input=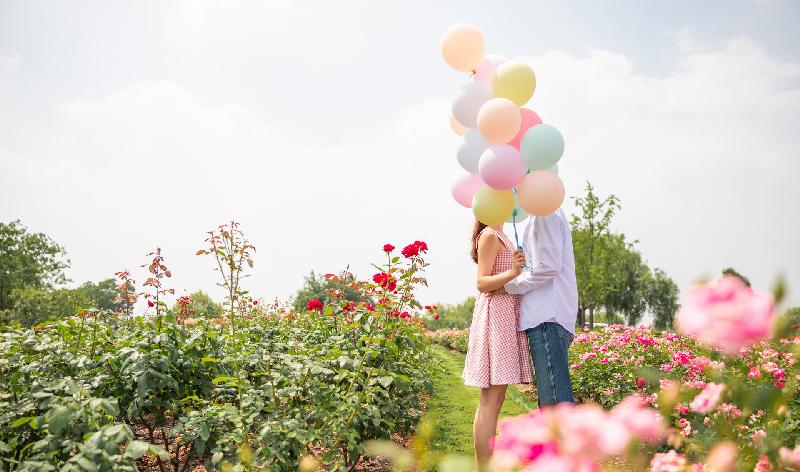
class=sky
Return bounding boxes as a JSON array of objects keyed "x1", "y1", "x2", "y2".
[{"x1": 1, "y1": 0, "x2": 799, "y2": 310}]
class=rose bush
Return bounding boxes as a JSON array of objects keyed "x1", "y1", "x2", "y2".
[{"x1": 0, "y1": 236, "x2": 436, "y2": 472}]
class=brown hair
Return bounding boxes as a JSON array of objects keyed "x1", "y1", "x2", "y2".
[{"x1": 470, "y1": 220, "x2": 487, "y2": 263}]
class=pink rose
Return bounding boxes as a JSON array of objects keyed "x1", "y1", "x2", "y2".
[
  {"x1": 689, "y1": 382, "x2": 725, "y2": 414},
  {"x1": 676, "y1": 276, "x2": 774, "y2": 355},
  {"x1": 650, "y1": 450, "x2": 687, "y2": 472}
]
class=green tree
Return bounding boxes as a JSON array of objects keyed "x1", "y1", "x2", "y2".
[
  {"x1": 722, "y1": 267, "x2": 751, "y2": 287},
  {"x1": 293, "y1": 270, "x2": 364, "y2": 312},
  {"x1": 570, "y1": 182, "x2": 620, "y2": 329},
  {"x1": 647, "y1": 269, "x2": 680, "y2": 330},
  {"x1": 602, "y1": 234, "x2": 652, "y2": 326},
  {"x1": 75, "y1": 278, "x2": 123, "y2": 312},
  {"x1": 425, "y1": 296, "x2": 476, "y2": 330},
  {"x1": 171, "y1": 290, "x2": 224, "y2": 318},
  {"x1": 0, "y1": 286, "x2": 87, "y2": 326},
  {"x1": 0, "y1": 220, "x2": 69, "y2": 311}
]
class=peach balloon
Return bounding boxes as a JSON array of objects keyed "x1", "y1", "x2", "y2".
[
  {"x1": 516, "y1": 170, "x2": 565, "y2": 217},
  {"x1": 441, "y1": 24, "x2": 484, "y2": 72},
  {"x1": 477, "y1": 98, "x2": 520, "y2": 144},
  {"x1": 509, "y1": 108, "x2": 543, "y2": 149},
  {"x1": 449, "y1": 113, "x2": 469, "y2": 136}
]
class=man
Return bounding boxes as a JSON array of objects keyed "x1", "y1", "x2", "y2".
[{"x1": 504, "y1": 208, "x2": 578, "y2": 406}]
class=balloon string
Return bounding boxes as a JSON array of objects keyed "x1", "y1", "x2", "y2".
[{"x1": 511, "y1": 188, "x2": 521, "y2": 249}]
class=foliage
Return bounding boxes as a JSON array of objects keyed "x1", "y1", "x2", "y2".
[
  {"x1": 0, "y1": 279, "x2": 123, "y2": 327},
  {"x1": 0, "y1": 220, "x2": 69, "y2": 312},
  {"x1": 571, "y1": 183, "x2": 679, "y2": 329},
  {"x1": 426, "y1": 329, "x2": 469, "y2": 353},
  {"x1": 0, "y1": 234, "x2": 435, "y2": 472},
  {"x1": 292, "y1": 270, "x2": 365, "y2": 313},
  {"x1": 722, "y1": 266, "x2": 751, "y2": 287},
  {"x1": 424, "y1": 297, "x2": 475, "y2": 330},
  {"x1": 171, "y1": 291, "x2": 224, "y2": 319}
]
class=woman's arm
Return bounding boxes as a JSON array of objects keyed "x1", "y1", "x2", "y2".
[{"x1": 476, "y1": 231, "x2": 523, "y2": 293}]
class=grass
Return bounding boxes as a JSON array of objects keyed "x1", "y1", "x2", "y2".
[
  {"x1": 423, "y1": 345, "x2": 533, "y2": 457},
  {"x1": 422, "y1": 345, "x2": 645, "y2": 472}
]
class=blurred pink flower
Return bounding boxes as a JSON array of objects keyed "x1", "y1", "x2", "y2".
[
  {"x1": 650, "y1": 450, "x2": 686, "y2": 472},
  {"x1": 676, "y1": 276, "x2": 774, "y2": 355},
  {"x1": 690, "y1": 382, "x2": 725, "y2": 414},
  {"x1": 779, "y1": 446, "x2": 800, "y2": 468},
  {"x1": 755, "y1": 454, "x2": 774, "y2": 472}
]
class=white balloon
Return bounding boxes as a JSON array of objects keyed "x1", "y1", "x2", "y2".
[
  {"x1": 452, "y1": 83, "x2": 491, "y2": 129},
  {"x1": 456, "y1": 130, "x2": 489, "y2": 173}
]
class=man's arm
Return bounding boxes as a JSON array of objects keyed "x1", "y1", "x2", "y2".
[{"x1": 504, "y1": 213, "x2": 564, "y2": 295}]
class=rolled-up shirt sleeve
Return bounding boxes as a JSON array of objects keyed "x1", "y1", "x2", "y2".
[{"x1": 505, "y1": 214, "x2": 564, "y2": 295}]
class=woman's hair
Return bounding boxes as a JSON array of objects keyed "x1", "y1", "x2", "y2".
[{"x1": 470, "y1": 219, "x2": 487, "y2": 263}]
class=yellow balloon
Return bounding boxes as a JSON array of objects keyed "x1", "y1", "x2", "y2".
[
  {"x1": 472, "y1": 187, "x2": 515, "y2": 225},
  {"x1": 441, "y1": 23, "x2": 484, "y2": 72},
  {"x1": 450, "y1": 113, "x2": 470, "y2": 136},
  {"x1": 492, "y1": 61, "x2": 536, "y2": 106}
]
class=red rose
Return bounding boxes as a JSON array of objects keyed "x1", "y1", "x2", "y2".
[
  {"x1": 147, "y1": 300, "x2": 155, "y2": 308},
  {"x1": 383, "y1": 244, "x2": 395, "y2": 252},
  {"x1": 372, "y1": 272, "x2": 397, "y2": 291},
  {"x1": 252, "y1": 300, "x2": 259, "y2": 305},
  {"x1": 434, "y1": 314, "x2": 440, "y2": 320},
  {"x1": 307, "y1": 298, "x2": 323, "y2": 311},
  {"x1": 401, "y1": 240, "x2": 428, "y2": 258}
]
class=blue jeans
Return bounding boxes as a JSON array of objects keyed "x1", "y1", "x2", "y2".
[{"x1": 526, "y1": 322, "x2": 575, "y2": 407}]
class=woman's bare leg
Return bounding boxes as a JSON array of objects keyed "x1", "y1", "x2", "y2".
[{"x1": 473, "y1": 384, "x2": 508, "y2": 470}]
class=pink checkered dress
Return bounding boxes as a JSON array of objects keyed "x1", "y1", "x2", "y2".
[{"x1": 463, "y1": 229, "x2": 534, "y2": 388}]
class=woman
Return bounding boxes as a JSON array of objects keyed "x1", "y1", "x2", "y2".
[{"x1": 462, "y1": 219, "x2": 533, "y2": 469}]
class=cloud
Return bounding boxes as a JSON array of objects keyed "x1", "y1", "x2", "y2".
[
  {"x1": 2, "y1": 34, "x2": 799, "y2": 309},
  {"x1": 166, "y1": 0, "x2": 292, "y2": 43},
  {"x1": 0, "y1": 53, "x2": 21, "y2": 70}
]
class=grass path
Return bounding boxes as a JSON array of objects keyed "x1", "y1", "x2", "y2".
[
  {"x1": 421, "y1": 345, "x2": 643, "y2": 472},
  {"x1": 422, "y1": 345, "x2": 534, "y2": 456}
]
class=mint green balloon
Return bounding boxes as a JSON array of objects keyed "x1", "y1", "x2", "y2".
[{"x1": 520, "y1": 124, "x2": 564, "y2": 170}]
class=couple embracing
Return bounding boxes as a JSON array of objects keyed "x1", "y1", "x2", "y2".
[{"x1": 462, "y1": 207, "x2": 578, "y2": 468}]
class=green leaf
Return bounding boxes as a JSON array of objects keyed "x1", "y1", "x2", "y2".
[
  {"x1": 201, "y1": 357, "x2": 220, "y2": 364},
  {"x1": 378, "y1": 376, "x2": 394, "y2": 388},
  {"x1": 47, "y1": 406, "x2": 70, "y2": 435},
  {"x1": 10, "y1": 416, "x2": 34, "y2": 428},
  {"x1": 125, "y1": 440, "x2": 149, "y2": 459}
]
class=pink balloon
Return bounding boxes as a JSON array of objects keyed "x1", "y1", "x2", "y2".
[
  {"x1": 451, "y1": 172, "x2": 484, "y2": 208},
  {"x1": 509, "y1": 108, "x2": 543, "y2": 150},
  {"x1": 478, "y1": 144, "x2": 526, "y2": 190},
  {"x1": 473, "y1": 55, "x2": 506, "y2": 89},
  {"x1": 516, "y1": 170, "x2": 565, "y2": 216}
]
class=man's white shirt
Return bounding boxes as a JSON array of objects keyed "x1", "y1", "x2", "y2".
[{"x1": 504, "y1": 208, "x2": 579, "y2": 334}]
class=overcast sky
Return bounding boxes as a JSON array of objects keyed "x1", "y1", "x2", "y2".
[{"x1": 1, "y1": 0, "x2": 799, "y2": 310}]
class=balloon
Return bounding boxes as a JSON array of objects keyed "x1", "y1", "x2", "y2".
[
  {"x1": 472, "y1": 187, "x2": 515, "y2": 225},
  {"x1": 449, "y1": 113, "x2": 469, "y2": 136},
  {"x1": 451, "y1": 172, "x2": 484, "y2": 208},
  {"x1": 520, "y1": 124, "x2": 565, "y2": 170},
  {"x1": 478, "y1": 144, "x2": 526, "y2": 190},
  {"x1": 506, "y1": 194, "x2": 531, "y2": 224},
  {"x1": 457, "y1": 130, "x2": 489, "y2": 173},
  {"x1": 452, "y1": 83, "x2": 491, "y2": 129},
  {"x1": 474, "y1": 55, "x2": 506, "y2": 89},
  {"x1": 509, "y1": 108, "x2": 543, "y2": 149},
  {"x1": 440, "y1": 23, "x2": 484, "y2": 72},
  {"x1": 516, "y1": 170, "x2": 565, "y2": 217},
  {"x1": 477, "y1": 98, "x2": 521, "y2": 144},
  {"x1": 546, "y1": 164, "x2": 559, "y2": 175},
  {"x1": 492, "y1": 61, "x2": 536, "y2": 106}
]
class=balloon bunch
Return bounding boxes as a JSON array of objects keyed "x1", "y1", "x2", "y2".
[{"x1": 443, "y1": 23, "x2": 566, "y2": 238}]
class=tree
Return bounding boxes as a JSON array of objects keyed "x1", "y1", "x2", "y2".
[
  {"x1": 0, "y1": 220, "x2": 69, "y2": 311},
  {"x1": 75, "y1": 278, "x2": 123, "y2": 312},
  {"x1": 426, "y1": 296, "x2": 476, "y2": 330},
  {"x1": 647, "y1": 269, "x2": 680, "y2": 330},
  {"x1": 293, "y1": 270, "x2": 364, "y2": 312},
  {"x1": 0, "y1": 287, "x2": 86, "y2": 326},
  {"x1": 722, "y1": 267, "x2": 751, "y2": 287},
  {"x1": 571, "y1": 182, "x2": 620, "y2": 329},
  {"x1": 171, "y1": 291, "x2": 224, "y2": 318},
  {"x1": 602, "y1": 234, "x2": 652, "y2": 326}
]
